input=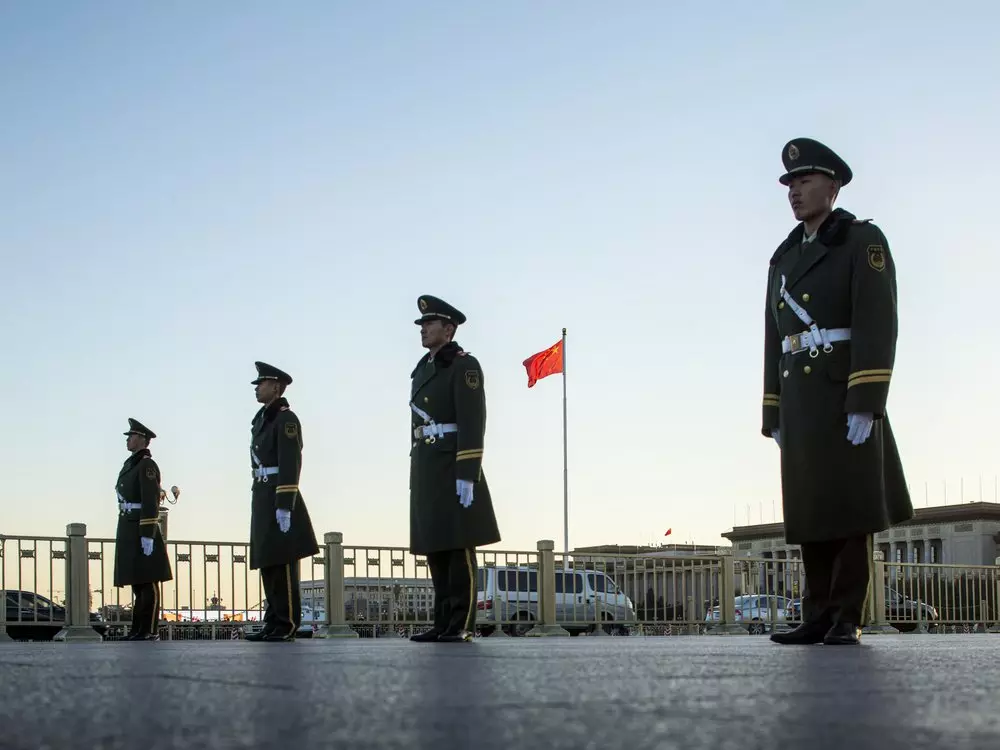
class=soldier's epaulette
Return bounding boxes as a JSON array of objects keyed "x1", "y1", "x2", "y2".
[
  {"x1": 853, "y1": 218, "x2": 873, "y2": 224},
  {"x1": 280, "y1": 406, "x2": 289, "y2": 411},
  {"x1": 458, "y1": 351, "x2": 470, "y2": 357}
]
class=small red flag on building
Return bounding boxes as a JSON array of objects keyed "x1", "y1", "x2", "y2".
[
  {"x1": 664, "y1": 528, "x2": 672, "y2": 537},
  {"x1": 522, "y1": 339, "x2": 564, "y2": 388}
]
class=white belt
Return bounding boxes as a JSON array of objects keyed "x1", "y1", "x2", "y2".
[
  {"x1": 414, "y1": 423, "x2": 457, "y2": 439},
  {"x1": 253, "y1": 466, "x2": 279, "y2": 480},
  {"x1": 782, "y1": 327, "x2": 851, "y2": 355},
  {"x1": 119, "y1": 502, "x2": 141, "y2": 512}
]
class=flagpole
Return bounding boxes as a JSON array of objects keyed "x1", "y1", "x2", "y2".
[{"x1": 561, "y1": 327, "x2": 569, "y2": 569}]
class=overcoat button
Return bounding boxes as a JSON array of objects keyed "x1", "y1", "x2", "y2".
[
  {"x1": 802, "y1": 293, "x2": 810, "y2": 302},
  {"x1": 783, "y1": 370, "x2": 789, "y2": 378},
  {"x1": 803, "y1": 365, "x2": 812, "y2": 374}
]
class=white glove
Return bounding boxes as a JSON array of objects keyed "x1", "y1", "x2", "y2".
[
  {"x1": 771, "y1": 428, "x2": 781, "y2": 448},
  {"x1": 141, "y1": 537, "x2": 154, "y2": 556},
  {"x1": 276, "y1": 508, "x2": 291, "y2": 533},
  {"x1": 846, "y1": 412, "x2": 874, "y2": 445},
  {"x1": 456, "y1": 479, "x2": 474, "y2": 508}
]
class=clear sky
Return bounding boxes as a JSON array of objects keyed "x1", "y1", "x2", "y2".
[{"x1": 2, "y1": 1, "x2": 998, "y2": 554}]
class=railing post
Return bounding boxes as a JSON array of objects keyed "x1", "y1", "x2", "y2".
[
  {"x1": 708, "y1": 554, "x2": 748, "y2": 635},
  {"x1": 158, "y1": 508, "x2": 169, "y2": 542},
  {"x1": 988, "y1": 557, "x2": 1000, "y2": 634},
  {"x1": 0, "y1": 536, "x2": 10, "y2": 642},
  {"x1": 526, "y1": 540, "x2": 569, "y2": 637},
  {"x1": 863, "y1": 549, "x2": 897, "y2": 635},
  {"x1": 316, "y1": 532, "x2": 358, "y2": 639},
  {"x1": 54, "y1": 523, "x2": 102, "y2": 642}
]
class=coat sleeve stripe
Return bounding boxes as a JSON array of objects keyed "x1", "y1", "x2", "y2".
[
  {"x1": 848, "y1": 368, "x2": 892, "y2": 383},
  {"x1": 848, "y1": 375, "x2": 891, "y2": 387}
]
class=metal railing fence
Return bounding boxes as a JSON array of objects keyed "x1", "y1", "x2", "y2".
[{"x1": 3, "y1": 525, "x2": 999, "y2": 641}]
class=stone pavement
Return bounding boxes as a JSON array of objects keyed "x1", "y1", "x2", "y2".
[{"x1": 1, "y1": 634, "x2": 999, "y2": 750}]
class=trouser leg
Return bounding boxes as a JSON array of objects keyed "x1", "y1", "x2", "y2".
[
  {"x1": 799, "y1": 540, "x2": 838, "y2": 628},
  {"x1": 260, "y1": 564, "x2": 296, "y2": 635},
  {"x1": 147, "y1": 582, "x2": 160, "y2": 637},
  {"x1": 129, "y1": 585, "x2": 142, "y2": 636},
  {"x1": 260, "y1": 565, "x2": 278, "y2": 633},
  {"x1": 287, "y1": 562, "x2": 301, "y2": 633},
  {"x1": 828, "y1": 534, "x2": 874, "y2": 626},
  {"x1": 443, "y1": 548, "x2": 477, "y2": 635},
  {"x1": 131, "y1": 582, "x2": 154, "y2": 636},
  {"x1": 425, "y1": 551, "x2": 451, "y2": 632}
]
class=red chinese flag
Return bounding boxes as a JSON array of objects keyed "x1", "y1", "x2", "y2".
[
  {"x1": 522, "y1": 340, "x2": 563, "y2": 388},
  {"x1": 664, "y1": 528, "x2": 672, "y2": 537}
]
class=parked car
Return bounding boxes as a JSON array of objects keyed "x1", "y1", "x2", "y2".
[
  {"x1": 777, "y1": 588, "x2": 938, "y2": 632},
  {"x1": 3, "y1": 589, "x2": 107, "y2": 641},
  {"x1": 885, "y1": 587, "x2": 939, "y2": 631},
  {"x1": 476, "y1": 565, "x2": 636, "y2": 635},
  {"x1": 705, "y1": 594, "x2": 794, "y2": 634}
]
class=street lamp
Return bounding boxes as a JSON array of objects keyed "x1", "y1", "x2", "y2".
[{"x1": 158, "y1": 485, "x2": 180, "y2": 540}]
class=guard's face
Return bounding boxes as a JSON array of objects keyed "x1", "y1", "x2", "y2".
[
  {"x1": 126, "y1": 433, "x2": 145, "y2": 452},
  {"x1": 255, "y1": 379, "x2": 280, "y2": 404},
  {"x1": 787, "y1": 173, "x2": 837, "y2": 222},
  {"x1": 420, "y1": 319, "x2": 452, "y2": 349}
]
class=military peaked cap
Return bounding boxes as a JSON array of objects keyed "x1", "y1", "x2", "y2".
[
  {"x1": 124, "y1": 417, "x2": 156, "y2": 440},
  {"x1": 414, "y1": 295, "x2": 467, "y2": 326},
  {"x1": 779, "y1": 137, "x2": 853, "y2": 187},
  {"x1": 251, "y1": 361, "x2": 293, "y2": 386}
]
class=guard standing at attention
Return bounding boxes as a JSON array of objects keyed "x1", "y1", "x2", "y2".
[
  {"x1": 113, "y1": 418, "x2": 173, "y2": 641},
  {"x1": 761, "y1": 138, "x2": 913, "y2": 646},
  {"x1": 246, "y1": 361, "x2": 319, "y2": 642},
  {"x1": 409, "y1": 295, "x2": 502, "y2": 643}
]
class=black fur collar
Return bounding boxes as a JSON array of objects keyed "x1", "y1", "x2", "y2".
[
  {"x1": 410, "y1": 341, "x2": 464, "y2": 378},
  {"x1": 251, "y1": 396, "x2": 290, "y2": 426},
  {"x1": 769, "y1": 208, "x2": 857, "y2": 266}
]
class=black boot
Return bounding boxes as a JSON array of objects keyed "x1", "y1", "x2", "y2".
[
  {"x1": 262, "y1": 629, "x2": 296, "y2": 642},
  {"x1": 410, "y1": 627, "x2": 443, "y2": 643},
  {"x1": 770, "y1": 621, "x2": 828, "y2": 645},
  {"x1": 823, "y1": 622, "x2": 862, "y2": 645},
  {"x1": 437, "y1": 629, "x2": 474, "y2": 643}
]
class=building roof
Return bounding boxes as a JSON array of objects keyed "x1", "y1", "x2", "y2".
[
  {"x1": 571, "y1": 543, "x2": 731, "y2": 556},
  {"x1": 722, "y1": 502, "x2": 1000, "y2": 542}
]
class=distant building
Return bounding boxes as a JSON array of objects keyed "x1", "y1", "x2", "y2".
[
  {"x1": 568, "y1": 543, "x2": 734, "y2": 618},
  {"x1": 722, "y1": 502, "x2": 1000, "y2": 567},
  {"x1": 300, "y1": 576, "x2": 435, "y2": 620}
]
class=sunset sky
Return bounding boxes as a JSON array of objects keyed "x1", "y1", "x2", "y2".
[{"x1": 2, "y1": 1, "x2": 998, "y2": 556}]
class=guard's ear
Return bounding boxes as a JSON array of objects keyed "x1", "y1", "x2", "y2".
[{"x1": 830, "y1": 178, "x2": 842, "y2": 204}]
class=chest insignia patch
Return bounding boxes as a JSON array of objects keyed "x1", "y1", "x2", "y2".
[
  {"x1": 284, "y1": 422, "x2": 298, "y2": 438},
  {"x1": 464, "y1": 370, "x2": 480, "y2": 389},
  {"x1": 145, "y1": 466, "x2": 156, "y2": 480}
]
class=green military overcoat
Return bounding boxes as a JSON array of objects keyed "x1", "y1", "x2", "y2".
[
  {"x1": 761, "y1": 208, "x2": 914, "y2": 544},
  {"x1": 249, "y1": 397, "x2": 320, "y2": 570},
  {"x1": 113, "y1": 448, "x2": 173, "y2": 587},
  {"x1": 409, "y1": 341, "x2": 502, "y2": 555}
]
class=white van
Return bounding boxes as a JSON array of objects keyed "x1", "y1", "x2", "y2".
[{"x1": 476, "y1": 565, "x2": 635, "y2": 635}]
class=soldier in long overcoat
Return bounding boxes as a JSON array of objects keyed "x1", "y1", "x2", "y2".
[
  {"x1": 246, "y1": 361, "x2": 319, "y2": 642},
  {"x1": 761, "y1": 138, "x2": 913, "y2": 646},
  {"x1": 113, "y1": 418, "x2": 173, "y2": 641},
  {"x1": 408, "y1": 295, "x2": 502, "y2": 643}
]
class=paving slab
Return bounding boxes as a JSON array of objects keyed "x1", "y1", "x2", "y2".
[{"x1": 1, "y1": 634, "x2": 999, "y2": 750}]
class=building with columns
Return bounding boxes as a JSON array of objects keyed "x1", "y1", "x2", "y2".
[{"x1": 722, "y1": 502, "x2": 1000, "y2": 567}]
